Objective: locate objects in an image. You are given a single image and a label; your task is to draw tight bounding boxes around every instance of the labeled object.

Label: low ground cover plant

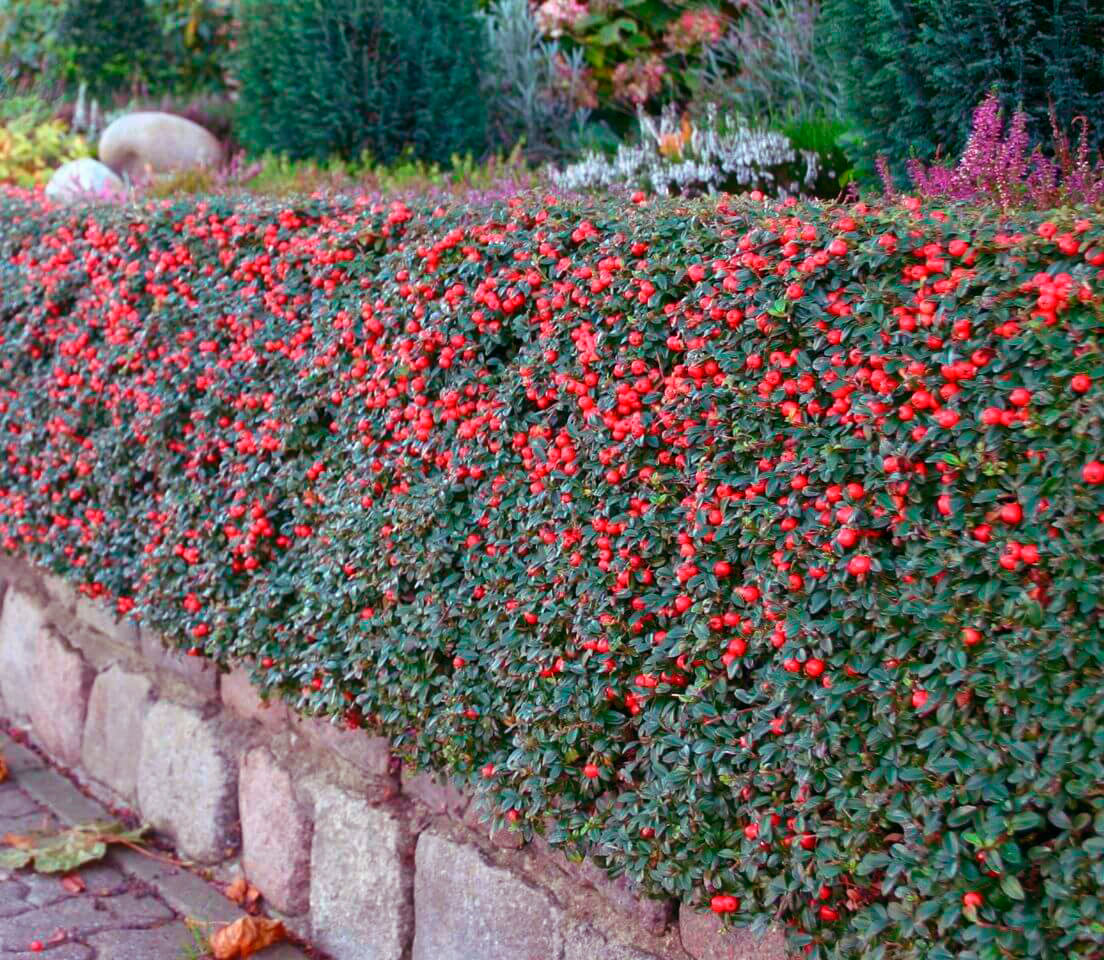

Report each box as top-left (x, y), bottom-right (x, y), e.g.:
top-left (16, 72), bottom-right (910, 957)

top-left (0, 185), bottom-right (1102, 959)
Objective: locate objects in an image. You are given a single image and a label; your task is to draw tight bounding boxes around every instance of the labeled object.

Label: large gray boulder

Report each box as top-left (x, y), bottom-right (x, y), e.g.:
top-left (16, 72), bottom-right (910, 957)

top-left (98, 111), bottom-right (221, 182)
top-left (45, 158), bottom-right (126, 204)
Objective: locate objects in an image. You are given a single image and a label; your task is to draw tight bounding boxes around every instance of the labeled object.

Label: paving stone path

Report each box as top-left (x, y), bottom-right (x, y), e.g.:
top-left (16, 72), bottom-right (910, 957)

top-left (0, 731), bottom-right (309, 959)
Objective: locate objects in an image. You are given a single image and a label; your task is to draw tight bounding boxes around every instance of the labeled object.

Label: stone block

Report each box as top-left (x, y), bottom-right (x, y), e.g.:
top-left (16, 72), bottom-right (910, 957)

top-left (565, 926), bottom-right (667, 960)
top-left (679, 904), bottom-right (788, 960)
top-left (0, 587), bottom-right (47, 720)
top-left (40, 572), bottom-right (77, 616)
top-left (73, 593), bottom-right (139, 648)
top-left (137, 701), bottom-right (238, 863)
top-left (589, 867), bottom-right (673, 937)
top-left (310, 783), bottom-right (412, 960)
top-left (401, 769), bottom-right (468, 818)
top-left (140, 627), bottom-right (219, 698)
top-left (29, 627), bottom-right (95, 766)
top-left (412, 832), bottom-right (564, 960)
top-left (462, 796), bottom-right (524, 849)
top-left (222, 666), bottom-right (288, 731)
top-left (240, 747), bottom-right (311, 916)
top-left (81, 666), bottom-right (153, 801)
top-left (295, 715), bottom-right (392, 778)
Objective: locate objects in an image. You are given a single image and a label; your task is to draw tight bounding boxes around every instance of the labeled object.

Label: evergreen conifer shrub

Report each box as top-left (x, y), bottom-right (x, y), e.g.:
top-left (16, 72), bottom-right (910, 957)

top-left (235, 0), bottom-right (489, 165)
top-left (823, 0), bottom-right (1104, 180)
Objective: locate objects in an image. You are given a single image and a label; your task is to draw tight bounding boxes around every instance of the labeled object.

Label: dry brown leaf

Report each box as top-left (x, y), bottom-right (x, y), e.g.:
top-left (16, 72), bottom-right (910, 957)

top-left (60, 873), bottom-right (86, 894)
top-left (209, 916), bottom-right (286, 959)
top-left (1, 833), bottom-right (33, 850)
top-left (0, 750), bottom-right (8, 783)
top-left (225, 873), bottom-right (248, 904)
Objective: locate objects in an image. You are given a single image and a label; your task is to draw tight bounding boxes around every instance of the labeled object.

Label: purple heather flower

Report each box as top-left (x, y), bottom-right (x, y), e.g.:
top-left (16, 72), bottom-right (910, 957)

top-left (897, 93), bottom-right (1104, 209)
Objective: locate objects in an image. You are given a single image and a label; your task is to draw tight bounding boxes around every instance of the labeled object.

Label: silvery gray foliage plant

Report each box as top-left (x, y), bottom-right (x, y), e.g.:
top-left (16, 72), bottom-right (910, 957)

top-left (480, 0), bottom-right (592, 161)
top-left (689, 0), bottom-right (844, 126)
top-left (551, 104), bottom-right (820, 197)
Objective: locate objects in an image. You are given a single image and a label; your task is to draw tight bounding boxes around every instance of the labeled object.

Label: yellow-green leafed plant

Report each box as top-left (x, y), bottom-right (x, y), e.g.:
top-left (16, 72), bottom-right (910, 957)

top-left (0, 113), bottom-right (91, 187)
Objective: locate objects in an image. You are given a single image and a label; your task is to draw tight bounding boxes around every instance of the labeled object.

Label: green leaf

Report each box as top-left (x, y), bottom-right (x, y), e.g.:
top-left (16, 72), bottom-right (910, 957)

top-left (0, 822), bottom-right (148, 875)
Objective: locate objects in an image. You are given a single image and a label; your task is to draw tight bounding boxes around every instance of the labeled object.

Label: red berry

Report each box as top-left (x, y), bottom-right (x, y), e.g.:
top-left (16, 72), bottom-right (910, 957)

top-left (911, 689), bottom-right (929, 710)
top-left (713, 560), bottom-right (732, 578)
top-left (1009, 387), bottom-right (1032, 407)
top-left (819, 905), bottom-right (840, 922)
top-left (29, 943), bottom-right (44, 953)
top-left (1083, 460), bottom-right (1104, 485)
top-left (804, 658), bottom-right (825, 678)
top-left (1071, 374), bottom-right (1092, 393)
top-left (999, 502), bottom-right (1022, 525)
top-left (847, 555), bottom-right (871, 576)
top-left (710, 894), bottom-right (740, 913)
top-left (583, 762), bottom-right (600, 779)
top-left (963, 891), bottom-right (983, 910)
top-left (962, 627), bottom-right (982, 646)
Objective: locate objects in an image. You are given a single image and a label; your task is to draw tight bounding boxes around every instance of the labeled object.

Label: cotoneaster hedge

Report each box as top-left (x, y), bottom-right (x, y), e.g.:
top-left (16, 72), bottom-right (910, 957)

top-left (1, 185), bottom-right (1103, 960)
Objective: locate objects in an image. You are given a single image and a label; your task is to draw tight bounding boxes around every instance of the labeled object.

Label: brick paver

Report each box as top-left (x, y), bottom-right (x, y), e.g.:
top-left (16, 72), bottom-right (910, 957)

top-left (0, 730), bottom-right (309, 959)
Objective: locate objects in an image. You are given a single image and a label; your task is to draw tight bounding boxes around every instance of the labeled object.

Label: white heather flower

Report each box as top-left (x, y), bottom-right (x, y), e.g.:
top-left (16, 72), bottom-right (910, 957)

top-left (552, 104), bottom-right (820, 197)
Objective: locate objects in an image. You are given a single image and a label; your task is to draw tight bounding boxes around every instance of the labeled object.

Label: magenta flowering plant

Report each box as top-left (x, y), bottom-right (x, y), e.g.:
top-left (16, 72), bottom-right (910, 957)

top-left (885, 94), bottom-right (1104, 209)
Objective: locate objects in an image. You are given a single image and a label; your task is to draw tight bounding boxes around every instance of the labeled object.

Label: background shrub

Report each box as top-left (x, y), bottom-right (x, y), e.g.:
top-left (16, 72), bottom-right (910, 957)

top-left (0, 112), bottom-right (90, 185)
top-left (479, 0), bottom-right (593, 162)
top-left (0, 0), bottom-right (62, 97)
top-left (1, 187), bottom-right (1102, 960)
top-left (235, 0), bottom-right (489, 166)
top-left (823, 0), bottom-right (1104, 181)
top-left (149, 0), bottom-right (233, 95)
top-left (53, 0), bottom-right (163, 99)
top-left (688, 0), bottom-right (843, 128)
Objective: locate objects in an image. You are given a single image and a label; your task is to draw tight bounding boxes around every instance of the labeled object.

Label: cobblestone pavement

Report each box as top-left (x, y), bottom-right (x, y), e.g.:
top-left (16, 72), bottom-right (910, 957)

top-left (0, 731), bottom-right (308, 959)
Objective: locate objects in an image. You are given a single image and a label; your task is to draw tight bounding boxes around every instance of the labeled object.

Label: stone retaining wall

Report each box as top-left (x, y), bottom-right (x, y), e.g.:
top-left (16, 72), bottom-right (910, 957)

top-left (0, 556), bottom-right (786, 960)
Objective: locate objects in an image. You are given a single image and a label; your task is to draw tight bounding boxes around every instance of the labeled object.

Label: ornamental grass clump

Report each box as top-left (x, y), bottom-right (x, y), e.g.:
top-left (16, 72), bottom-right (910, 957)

top-left (0, 185), bottom-right (1103, 960)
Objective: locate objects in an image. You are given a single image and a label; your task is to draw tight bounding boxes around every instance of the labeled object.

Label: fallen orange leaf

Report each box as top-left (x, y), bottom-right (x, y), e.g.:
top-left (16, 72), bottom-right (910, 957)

top-left (0, 750), bottom-right (8, 783)
top-left (60, 873), bottom-right (86, 894)
top-left (1, 833), bottom-right (33, 849)
top-left (225, 874), bottom-right (248, 904)
top-left (209, 916), bottom-right (286, 959)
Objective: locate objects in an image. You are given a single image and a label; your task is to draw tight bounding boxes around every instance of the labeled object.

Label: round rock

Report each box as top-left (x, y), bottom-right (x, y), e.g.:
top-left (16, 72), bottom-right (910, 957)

top-left (45, 157), bottom-right (126, 204)
top-left (98, 111), bottom-right (222, 181)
